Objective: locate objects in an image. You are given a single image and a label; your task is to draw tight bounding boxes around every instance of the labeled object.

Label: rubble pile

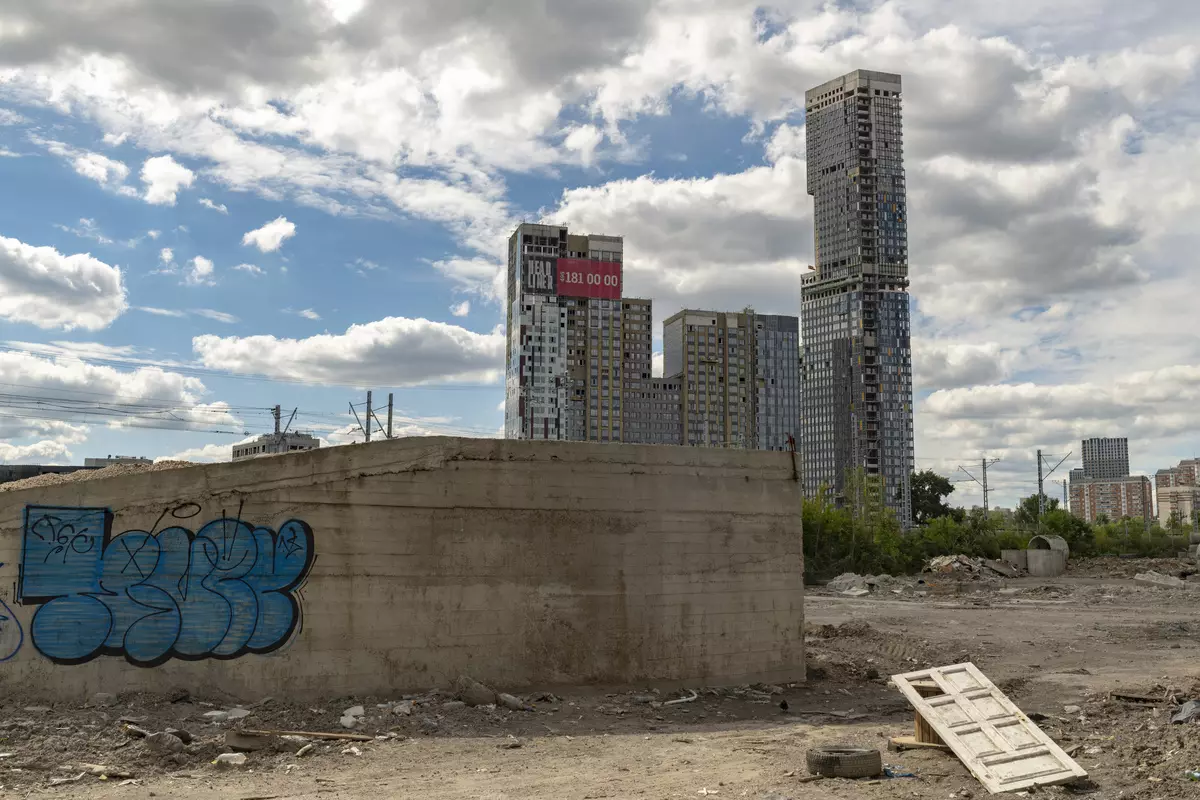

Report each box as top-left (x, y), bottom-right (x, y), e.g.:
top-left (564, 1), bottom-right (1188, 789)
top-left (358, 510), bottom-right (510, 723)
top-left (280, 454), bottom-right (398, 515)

top-left (923, 554), bottom-right (1021, 580)
top-left (826, 573), bottom-right (915, 596)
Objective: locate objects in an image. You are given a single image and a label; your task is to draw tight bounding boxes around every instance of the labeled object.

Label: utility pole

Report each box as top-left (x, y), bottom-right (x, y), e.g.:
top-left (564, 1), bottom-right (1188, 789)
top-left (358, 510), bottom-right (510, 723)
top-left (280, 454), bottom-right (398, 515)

top-left (273, 405), bottom-right (281, 436)
top-left (959, 456), bottom-right (1000, 513)
top-left (365, 391), bottom-right (372, 443)
top-left (1036, 450), bottom-right (1072, 520)
top-left (387, 393), bottom-right (394, 440)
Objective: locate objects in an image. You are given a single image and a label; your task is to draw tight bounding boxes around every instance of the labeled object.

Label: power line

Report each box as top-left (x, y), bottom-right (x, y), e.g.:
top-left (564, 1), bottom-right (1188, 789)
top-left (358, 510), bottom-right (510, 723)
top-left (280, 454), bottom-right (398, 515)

top-left (958, 456), bottom-right (1001, 513)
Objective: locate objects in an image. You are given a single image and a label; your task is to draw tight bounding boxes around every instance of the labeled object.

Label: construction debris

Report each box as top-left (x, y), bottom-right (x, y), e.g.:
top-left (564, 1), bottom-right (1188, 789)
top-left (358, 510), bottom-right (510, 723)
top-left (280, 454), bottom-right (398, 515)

top-left (892, 662), bottom-right (1087, 794)
top-left (1172, 700), bottom-right (1200, 724)
top-left (1133, 571), bottom-right (1189, 589)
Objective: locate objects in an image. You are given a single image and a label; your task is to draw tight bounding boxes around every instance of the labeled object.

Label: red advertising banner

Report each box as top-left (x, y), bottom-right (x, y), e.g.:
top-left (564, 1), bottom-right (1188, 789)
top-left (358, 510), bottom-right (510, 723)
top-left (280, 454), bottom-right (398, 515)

top-left (556, 258), bottom-right (622, 300)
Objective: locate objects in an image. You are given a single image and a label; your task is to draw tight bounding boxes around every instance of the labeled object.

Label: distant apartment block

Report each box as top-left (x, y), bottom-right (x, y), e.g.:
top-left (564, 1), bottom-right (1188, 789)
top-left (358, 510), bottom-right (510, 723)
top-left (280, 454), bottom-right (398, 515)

top-left (1155, 458), bottom-right (1199, 490)
top-left (504, 223), bottom-right (658, 444)
top-left (802, 68), bottom-right (914, 523)
top-left (663, 309), bottom-right (801, 451)
top-left (1157, 484), bottom-right (1200, 526)
top-left (1080, 437), bottom-right (1130, 480)
top-left (1069, 475), bottom-right (1153, 523)
top-left (233, 432), bottom-right (320, 462)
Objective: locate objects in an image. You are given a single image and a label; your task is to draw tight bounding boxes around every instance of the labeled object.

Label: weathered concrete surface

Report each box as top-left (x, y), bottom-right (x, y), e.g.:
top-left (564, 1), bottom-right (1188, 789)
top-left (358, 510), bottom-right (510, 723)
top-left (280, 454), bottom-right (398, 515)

top-left (1027, 549), bottom-right (1067, 578)
top-left (0, 437), bottom-right (804, 699)
top-left (1000, 550), bottom-right (1028, 570)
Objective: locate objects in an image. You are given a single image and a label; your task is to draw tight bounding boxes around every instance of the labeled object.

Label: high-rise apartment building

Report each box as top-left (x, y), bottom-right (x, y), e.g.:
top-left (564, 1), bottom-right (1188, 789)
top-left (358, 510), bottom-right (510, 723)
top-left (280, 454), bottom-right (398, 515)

top-left (504, 223), bottom-right (657, 443)
top-left (1157, 485), bottom-right (1200, 526)
top-left (801, 69), bottom-right (913, 523)
top-left (662, 310), bottom-right (801, 451)
top-left (1080, 437), bottom-right (1130, 480)
top-left (1069, 475), bottom-right (1153, 523)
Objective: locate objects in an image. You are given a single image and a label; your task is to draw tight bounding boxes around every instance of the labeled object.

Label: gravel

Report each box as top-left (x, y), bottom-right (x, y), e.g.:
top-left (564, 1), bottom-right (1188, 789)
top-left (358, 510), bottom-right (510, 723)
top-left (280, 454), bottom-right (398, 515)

top-left (0, 461), bottom-right (196, 492)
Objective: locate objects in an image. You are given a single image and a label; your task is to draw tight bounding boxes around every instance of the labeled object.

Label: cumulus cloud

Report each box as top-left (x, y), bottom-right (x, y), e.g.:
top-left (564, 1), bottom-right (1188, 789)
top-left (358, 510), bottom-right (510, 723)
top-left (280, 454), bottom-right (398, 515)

top-left (140, 154), bottom-right (195, 205)
top-left (449, 300), bottom-right (470, 317)
top-left (914, 341), bottom-right (1013, 391)
top-left (186, 255), bottom-right (215, 286)
top-left (242, 216), bottom-right (297, 252)
top-left (192, 317), bottom-right (505, 386)
top-left (198, 197), bottom-right (228, 214)
top-left (0, 233), bottom-right (127, 330)
top-left (296, 308), bottom-right (321, 320)
top-left (0, 109), bottom-right (28, 125)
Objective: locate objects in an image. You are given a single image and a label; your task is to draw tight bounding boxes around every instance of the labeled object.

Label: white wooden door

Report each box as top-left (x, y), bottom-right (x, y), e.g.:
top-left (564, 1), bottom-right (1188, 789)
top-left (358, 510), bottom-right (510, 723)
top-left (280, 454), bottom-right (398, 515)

top-left (892, 662), bottom-right (1087, 794)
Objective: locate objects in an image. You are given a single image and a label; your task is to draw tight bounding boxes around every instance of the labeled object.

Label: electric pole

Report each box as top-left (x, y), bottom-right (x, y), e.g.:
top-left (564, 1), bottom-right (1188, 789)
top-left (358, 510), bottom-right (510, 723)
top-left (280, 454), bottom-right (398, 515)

top-left (1036, 450), bottom-right (1072, 520)
top-left (362, 393), bottom-right (372, 443)
top-left (273, 405), bottom-right (281, 436)
top-left (959, 456), bottom-right (1000, 513)
top-left (387, 393), bottom-right (394, 440)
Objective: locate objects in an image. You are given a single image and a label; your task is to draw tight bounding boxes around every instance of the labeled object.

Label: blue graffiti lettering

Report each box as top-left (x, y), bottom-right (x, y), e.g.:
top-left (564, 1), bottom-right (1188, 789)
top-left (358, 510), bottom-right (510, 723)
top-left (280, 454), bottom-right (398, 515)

top-left (18, 506), bottom-right (314, 667)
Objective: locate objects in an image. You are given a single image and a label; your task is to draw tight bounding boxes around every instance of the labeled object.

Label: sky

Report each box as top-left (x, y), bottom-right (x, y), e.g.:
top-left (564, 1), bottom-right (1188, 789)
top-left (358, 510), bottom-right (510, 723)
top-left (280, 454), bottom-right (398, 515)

top-left (0, 0), bottom-right (1198, 510)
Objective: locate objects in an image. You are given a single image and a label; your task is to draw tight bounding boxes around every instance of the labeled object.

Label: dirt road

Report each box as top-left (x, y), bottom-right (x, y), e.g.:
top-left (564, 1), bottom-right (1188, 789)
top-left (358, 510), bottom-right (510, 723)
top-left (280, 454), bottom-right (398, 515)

top-left (6, 566), bottom-right (1200, 799)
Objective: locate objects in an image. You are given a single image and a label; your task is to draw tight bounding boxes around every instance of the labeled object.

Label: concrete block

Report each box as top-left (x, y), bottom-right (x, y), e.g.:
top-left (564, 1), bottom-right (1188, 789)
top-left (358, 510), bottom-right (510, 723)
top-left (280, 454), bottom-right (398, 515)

top-left (1000, 550), bottom-right (1028, 570)
top-left (1027, 549), bottom-right (1067, 578)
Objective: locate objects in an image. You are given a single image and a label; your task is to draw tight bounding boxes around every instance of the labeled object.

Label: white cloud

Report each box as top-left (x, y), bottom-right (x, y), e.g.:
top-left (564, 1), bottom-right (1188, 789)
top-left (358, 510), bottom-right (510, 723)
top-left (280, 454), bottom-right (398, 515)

top-left (55, 217), bottom-right (113, 245)
top-left (137, 306), bottom-right (187, 318)
top-left (0, 148), bottom-right (22, 158)
top-left (191, 308), bottom-right (238, 324)
top-left (140, 154), bottom-right (195, 205)
top-left (192, 317), bottom-right (505, 386)
top-left (159, 247), bottom-right (174, 264)
top-left (146, 229), bottom-right (160, 239)
top-left (0, 109), bottom-right (27, 125)
top-left (242, 216), bottom-right (297, 253)
top-left (186, 255), bottom-right (215, 286)
top-left (198, 197), bottom-right (229, 214)
top-left (233, 263), bottom-right (264, 275)
top-left (297, 308), bottom-right (321, 320)
top-left (449, 300), bottom-right (470, 317)
top-left (0, 233), bottom-right (127, 330)
top-left (158, 440), bottom-right (241, 463)
top-left (35, 137), bottom-right (136, 195)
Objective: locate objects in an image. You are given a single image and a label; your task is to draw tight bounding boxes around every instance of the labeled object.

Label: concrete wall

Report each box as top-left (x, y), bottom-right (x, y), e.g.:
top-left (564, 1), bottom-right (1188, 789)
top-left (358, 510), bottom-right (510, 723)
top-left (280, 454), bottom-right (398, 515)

top-left (0, 437), bottom-right (804, 700)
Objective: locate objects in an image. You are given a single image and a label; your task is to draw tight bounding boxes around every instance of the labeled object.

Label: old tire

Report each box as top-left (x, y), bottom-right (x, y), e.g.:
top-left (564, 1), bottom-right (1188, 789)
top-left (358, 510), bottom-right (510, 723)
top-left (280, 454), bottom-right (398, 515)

top-left (805, 746), bottom-right (883, 778)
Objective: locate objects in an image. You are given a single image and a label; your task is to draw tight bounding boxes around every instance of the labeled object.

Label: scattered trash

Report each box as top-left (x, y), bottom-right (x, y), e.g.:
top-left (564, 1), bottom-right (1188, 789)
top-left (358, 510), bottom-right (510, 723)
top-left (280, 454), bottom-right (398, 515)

top-left (296, 744), bottom-right (314, 758)
top-left (1110, 691), bottom-right (1164, 704)
top-left (239, 728), bottom-right (373, 742)
top-left (888, 735), bottom-right (950, 753)
top-left (48, 772), bottom-right (86, 786)
top-left (664, 690), bottom-right (699, 706)
top-left (213, 753), bottom-right (248, 769)
top-left (455, 675), bottom-right (499, 707)
top-left (884, 766), bottom-right (916, 778)
top-left (1172, 700), bottom-right (1200, 724)
top-left (225, 731), bottom-right (273, 751)
top-left (806, 746), bottom-right (883, 778)
top-left (340, 746), bottom-right (362, 757)
top-left (1187, 770), bottom-right (1200, 781)
top-left (498, 693), bottom-right (534, 712)
top-left (80, 764), bottom-right (133, 779)
top-left (697, 789), bottom-right (719, 796)
top-left (122, 723), bottom-right (151, 738)
top-left (1064, 705), bottom-right (1081, 714)
top-left (841, 587), bottom-right (870, 597)
top-left (393, 701), bottom-right (414, 716)
top-left (144, 732), bottom-right (185, 754)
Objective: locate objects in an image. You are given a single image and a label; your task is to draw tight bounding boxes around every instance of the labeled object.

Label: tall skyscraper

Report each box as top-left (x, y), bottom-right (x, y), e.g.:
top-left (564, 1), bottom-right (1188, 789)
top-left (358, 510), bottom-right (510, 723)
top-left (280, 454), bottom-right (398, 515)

top-left (662, 309), bottom-right (801, 451)
top-left (503, 223), bottom-right (656, 443)
top-left (1080, 437), bottom-right (1130, 480)
top-left (801, 69), bottom-right (914, 524)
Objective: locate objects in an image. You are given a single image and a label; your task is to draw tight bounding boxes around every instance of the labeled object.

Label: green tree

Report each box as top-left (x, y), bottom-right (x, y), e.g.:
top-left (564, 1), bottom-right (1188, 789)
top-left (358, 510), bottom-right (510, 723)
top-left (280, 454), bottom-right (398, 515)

top-left (1015, 493), bottom-right (1059, 527)
top-left (911, 469), bottom-right (956, 525)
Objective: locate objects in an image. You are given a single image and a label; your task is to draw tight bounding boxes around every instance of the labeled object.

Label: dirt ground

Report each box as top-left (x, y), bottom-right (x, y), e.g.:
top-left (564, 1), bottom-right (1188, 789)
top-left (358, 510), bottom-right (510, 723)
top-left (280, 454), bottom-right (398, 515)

top-left (4, 558), bottom-right (1200, 799)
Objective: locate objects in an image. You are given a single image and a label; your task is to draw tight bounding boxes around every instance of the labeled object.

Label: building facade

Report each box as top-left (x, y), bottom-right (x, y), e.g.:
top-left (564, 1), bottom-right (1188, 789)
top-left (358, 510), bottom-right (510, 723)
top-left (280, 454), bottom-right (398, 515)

top-left (504, 223), bottom-right (662, 444)
top-left (1080, 437), bottom-right (1130, 480)
top-left (801, 69), bottom-right (914, 524)
top-left (662, 310), bottom-right (801, 451)
top-left (1157, 484), bottom-right (1200, 527)
top-left (1069, 475), bottom-right (1153, 523)
top-left (233, 432), bottom-right (320, 462)
top-left (1155, 459), bottom-right (1199, 490)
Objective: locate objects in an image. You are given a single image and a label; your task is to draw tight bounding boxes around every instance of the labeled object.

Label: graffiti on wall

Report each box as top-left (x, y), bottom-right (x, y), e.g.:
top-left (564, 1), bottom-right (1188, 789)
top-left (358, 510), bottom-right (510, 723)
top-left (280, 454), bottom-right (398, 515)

top-left (0, 564), bottom-right (22, 662)
top-left (17, 504), bottom-right (314, 667)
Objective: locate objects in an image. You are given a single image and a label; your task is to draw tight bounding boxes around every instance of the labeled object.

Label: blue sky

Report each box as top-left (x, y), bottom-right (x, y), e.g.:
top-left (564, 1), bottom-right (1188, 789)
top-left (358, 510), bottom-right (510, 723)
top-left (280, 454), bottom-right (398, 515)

top-left (1, 0), bottom-right (1199, 508)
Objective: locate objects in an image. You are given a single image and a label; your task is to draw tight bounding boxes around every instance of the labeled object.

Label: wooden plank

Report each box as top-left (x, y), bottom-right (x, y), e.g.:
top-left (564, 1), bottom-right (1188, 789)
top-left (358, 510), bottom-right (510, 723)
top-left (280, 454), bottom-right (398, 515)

top-left (892, 662), bottom-right (1087, 795)
top-left (889, 735), bottom-right (951, 753)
